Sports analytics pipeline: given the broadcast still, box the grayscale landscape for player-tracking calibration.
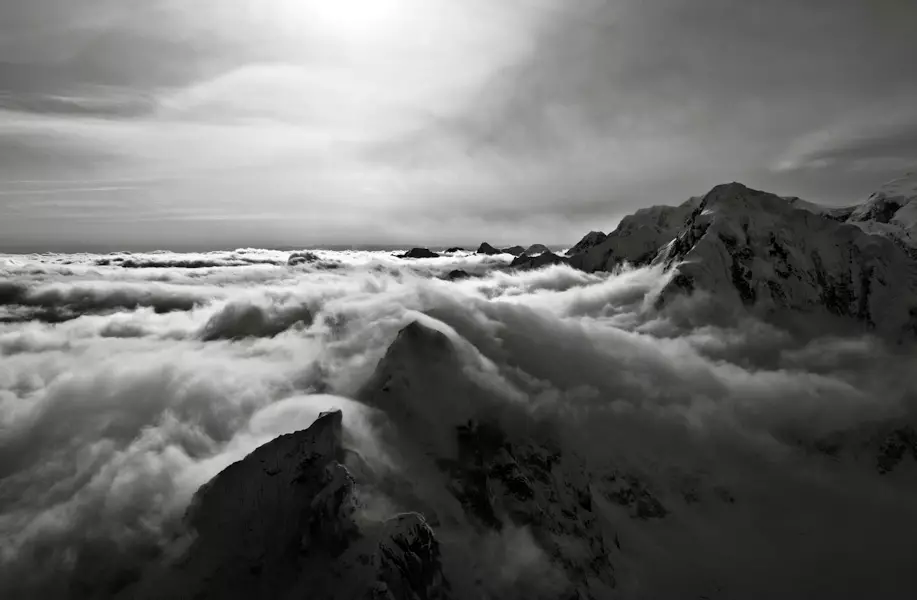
[2,1,917,599]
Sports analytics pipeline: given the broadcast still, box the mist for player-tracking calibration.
[2,248,916,597]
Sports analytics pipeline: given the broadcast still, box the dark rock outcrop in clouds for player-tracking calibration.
[476,242,502,255]
[129,410,449,600]
[521,243,550,257]
[400,247,441,259]
[510,251,569,271]
[566,231,607,256]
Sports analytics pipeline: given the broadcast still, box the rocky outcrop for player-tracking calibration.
[476,242,502,255]
[444,247,465,253]
[358,321,616,598]
[566,231,607,256]
[510,251,570,271]
[129,410,450,600]
[401,248,441,259]
[288,251,320,265]
[444,269,471,281]
[522,244,550,257]
[500,245,526,256]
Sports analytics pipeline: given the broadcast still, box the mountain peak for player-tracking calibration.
[391,320,454,358]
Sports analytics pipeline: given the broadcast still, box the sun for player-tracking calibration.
[273,0,409,42]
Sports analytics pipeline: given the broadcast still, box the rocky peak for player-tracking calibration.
[129,409,450,600]
[510,251,569,271]
[566,231,607,256]
[654,182,917,336]
[401,248,440,259]
[476,242,501,255]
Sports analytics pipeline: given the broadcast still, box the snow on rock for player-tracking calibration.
[569,197,701,273]
[652,182,917,337]
[566,231,607,256]
[845,171,917,254]
[128,410,450,600]
[522,244,550,257]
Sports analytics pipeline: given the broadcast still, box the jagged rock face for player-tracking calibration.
[438,420,615,595]
[476,243,502,255]
[522,244,550,257]
[358,322,616,599]
[569,198,700,273]
[501,245,526,256]
[402,248,441,259]
[129,411,450,600]
[654,182,917,336]
[566,231,607,256]
[510,251,569,271]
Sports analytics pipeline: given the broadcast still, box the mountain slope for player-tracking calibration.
[561,176,917,337]
[127,410,449,600]
[569,197,701,273]
[357,321,617,599]
[651,182,917,336]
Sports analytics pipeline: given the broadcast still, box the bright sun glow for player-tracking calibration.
[274,0,409,41]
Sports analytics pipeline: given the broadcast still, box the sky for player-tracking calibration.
[1,0,916,251]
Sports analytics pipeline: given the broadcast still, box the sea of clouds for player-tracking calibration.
[2,247,917,598]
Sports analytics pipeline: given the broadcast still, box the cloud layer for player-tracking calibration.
[2,250,917,596]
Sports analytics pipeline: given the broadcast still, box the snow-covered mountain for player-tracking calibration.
[565,176,917,338]
[568,197,701,273]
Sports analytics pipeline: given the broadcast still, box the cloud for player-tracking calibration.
[1,250,917,596]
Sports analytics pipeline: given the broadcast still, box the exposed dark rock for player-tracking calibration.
[600,472,668,520]
[444,269,471,281]
[400,248,441,259]
[500,245,526,256]
[129,411,451,600]
[510,251,569,271]
[476,242,502,255]
[522,243,550,256]
[288,251,320,265]
[444,247,465,253]
[877,427,917,475]
[566,231,607,256]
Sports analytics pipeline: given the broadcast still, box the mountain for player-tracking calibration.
[843,172,917,255]
[401,247,440,259]
[653,182,917,336]
[510,251,569,271]
[126,409,449,600]
[568,197,701,273]
[565,231,607,256]
[521,244,550,257]
[118,320,917,599]
[355,321,617,599]
[565,176,917,337]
